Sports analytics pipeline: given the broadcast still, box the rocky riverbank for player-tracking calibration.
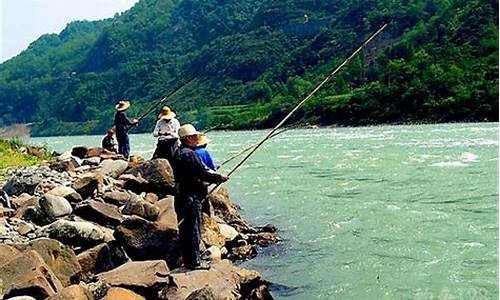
[0,146,278,300]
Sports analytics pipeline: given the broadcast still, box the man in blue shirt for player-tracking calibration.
[194,134,217,171]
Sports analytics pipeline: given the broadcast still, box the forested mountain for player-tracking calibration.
[0,0,497,136]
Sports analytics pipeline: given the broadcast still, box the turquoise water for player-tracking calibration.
[32,123,499,299]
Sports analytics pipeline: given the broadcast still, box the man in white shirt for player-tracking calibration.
[152,106,180,162]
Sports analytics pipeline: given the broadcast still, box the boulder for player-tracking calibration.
[158,260,270,300]
[73,173,104,199]
[201,214,226,248]
[103,191,130,206]
[6,296,37,300]
[144,193,159,204]
[77,241,128,280]
[155,197,177,230]
[207,187,238,221]
[71,147,89,159]
[15,238,82,286]
[122,196,160,221]
[74,200,123,227]
[227,244,257,261]
[16,219,36,235]
[102,287,145,300]
[39,194,72,220]
[0,250,64,299]
[47,186,82,203]
[37,220,107,250]
[3,173,43,196]
[10,193,34,207]
[45,285,93,300]
[0,244,21,264]
[218,223,239,242]
[98,260,168,291]
[203,245,222,261]
[82,157,101,166]
[98,160,128,179]
[15,197,52,226]
[113,216,179,267]
[49,160,75,173]
[257,232,278,247]
[125,159,175,195]
[120,174,149,194]
[86,148,111,158]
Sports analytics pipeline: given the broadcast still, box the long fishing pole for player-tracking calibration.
[127,77,196,132]
[210,23,388,194]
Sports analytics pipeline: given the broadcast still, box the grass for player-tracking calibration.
[0,139,51,181]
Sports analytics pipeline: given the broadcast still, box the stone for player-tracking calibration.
[113,216,179,267]
[73,173,104,199]
[6,296,37,300]
[77,241,128,280]
[218,223,239,241]
[144,193,159,204]
[15,238,82,286]
[203,245,222,261]
[74,200,123,227]
[125,159,175,196]
[122,196,160,221]
[82,157,101,166]
[47,186,82,203]
[98,159,129,179]
[207,187,238,221]
[0,250,64,299]
[0,244,21,264]
[102,287,145,300]
[71,147,89,159]
[39,194,73,220]
[37,220,107,250]
[158,260,268,300]
[155,197,177,230]
[10,193,34,207]
[98,260,169,290]
[16,220,36,235]
[227,244,257,261]
[86,148,111,158]
[201,214,226,248]
[45,285,93,300]
[15,197,52,226]
[257,232,278,247]
[3,173,43,196]
[103,191,130,206]
[49,160,75,173]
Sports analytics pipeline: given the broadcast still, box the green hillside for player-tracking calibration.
[0,0,497,136]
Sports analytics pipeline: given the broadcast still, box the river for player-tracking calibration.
[31,122,499,299]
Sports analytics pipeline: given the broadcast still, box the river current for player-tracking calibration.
[32,123,499,299]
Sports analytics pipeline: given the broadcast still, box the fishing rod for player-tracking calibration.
[209,23,388,194]
[127,77,196,132]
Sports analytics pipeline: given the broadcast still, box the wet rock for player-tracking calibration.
[158,260,268,300]
[37,220,107,250]
[102,287,145,300]
[257,232,278,247]
[201,214,226,248]
[98,260,169,291]
[122,196,160,221]
[257,224,278,233]
[3,172,43,196]
[218,223,239,242]
[77,241,128,280]
[74,200,123,227]
[155,197,177,230]
[15,238,82,286]
[103,191,130,206]
[47,186,82,203]
[0,250,64,299]
[45,285,93,300]
[98,159,128,179]
[39,194,72,220]
[73,173,104,199]
[125,159,175,196]
[227,244,257,261]
[113,216,179,267]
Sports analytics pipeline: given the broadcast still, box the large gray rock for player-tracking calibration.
[125,159,175,196]
[113,216,179,268]
[3,172,43,196]
[99,159,129,179]
[37,220,107,250]
[74,200,123,227]
[39,194,73,220]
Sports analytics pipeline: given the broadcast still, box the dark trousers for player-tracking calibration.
[175,194,202,269]
[152,138,178,161]
[117,135,130,159]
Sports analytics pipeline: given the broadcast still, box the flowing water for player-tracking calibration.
[32,123,499,299]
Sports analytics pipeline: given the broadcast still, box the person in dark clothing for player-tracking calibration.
[173,124,228,270]
[102,128,117,153]
[114,101,138,159]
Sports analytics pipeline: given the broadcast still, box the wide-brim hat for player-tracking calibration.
[178,124,201,138]
[158,106,176,120]
[115,101,130,111]
[197,134,211,146]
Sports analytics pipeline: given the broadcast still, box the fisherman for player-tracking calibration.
[173,124,228,270]
[152,106,180,161]
[101,128,117,153]
[114,100,138,159]
[195,134,217,171]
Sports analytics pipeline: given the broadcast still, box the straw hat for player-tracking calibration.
[178,124,201,138]
[158,106,176,120]
[197,134,211,146]
[115,100,130,111]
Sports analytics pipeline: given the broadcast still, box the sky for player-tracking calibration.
[1,0,140,62]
